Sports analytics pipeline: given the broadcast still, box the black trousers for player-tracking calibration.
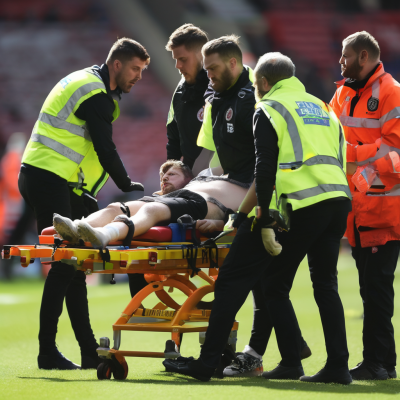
[19,169,99,355]
[200,200,350,370]
[352,228,398,368]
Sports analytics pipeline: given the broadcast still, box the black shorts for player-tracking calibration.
[137,189,208,222]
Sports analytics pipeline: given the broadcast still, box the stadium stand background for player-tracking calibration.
[0,0,399,231]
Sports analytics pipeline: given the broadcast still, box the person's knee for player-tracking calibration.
[105,202,124,217]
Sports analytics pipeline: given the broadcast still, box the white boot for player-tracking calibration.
[53,214,80,244]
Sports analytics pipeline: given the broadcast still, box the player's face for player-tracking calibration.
[204,53,234,93]
[115,57,148,93]
[160,167,187,194]
[172,45,202,85]
[340,45,362,80]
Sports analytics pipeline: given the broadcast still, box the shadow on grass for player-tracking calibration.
[18,374,400,394]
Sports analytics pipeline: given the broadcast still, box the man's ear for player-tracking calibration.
[359,50,369,66]
[229,57,237,70]
[112,59,122,72]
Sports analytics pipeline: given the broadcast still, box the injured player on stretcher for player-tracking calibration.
[53,160,252,247]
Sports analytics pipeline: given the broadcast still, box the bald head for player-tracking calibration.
[254,52,295,101]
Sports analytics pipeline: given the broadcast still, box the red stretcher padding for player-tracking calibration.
[41,226,201,243]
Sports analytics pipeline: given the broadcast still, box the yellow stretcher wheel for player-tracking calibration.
[97,361,112,380]
[111,354,129,380]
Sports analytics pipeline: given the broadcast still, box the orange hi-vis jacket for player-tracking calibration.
[330,63,400,248]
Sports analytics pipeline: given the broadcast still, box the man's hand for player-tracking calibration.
[196,219,224,233]
[346,162,357,175]
[123,182,144,192]
[261,228,282,256]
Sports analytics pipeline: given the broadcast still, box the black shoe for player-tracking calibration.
[386,367,397,379]
[262,364,304,380]
[162,357,214,382]
[163,356,194,372]
[300,366,352,384]
[38,348,81,370]
[81,354,103,369]
[223,352,263,377]
[350,360,388,380]
[301,339,312,360]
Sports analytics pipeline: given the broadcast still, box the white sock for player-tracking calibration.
[99,225,120,243]
[243,345,262,360]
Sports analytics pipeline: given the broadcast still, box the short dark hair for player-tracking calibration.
[255,52,295,87]
[343,31,380,61]
[160,160,194,182]
[106,37,150,64]
[202,35,242,65]
[166,24,208,51]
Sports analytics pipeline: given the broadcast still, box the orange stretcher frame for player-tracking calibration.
[2,228,238,380]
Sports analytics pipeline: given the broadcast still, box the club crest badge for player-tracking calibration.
[197,107,204,121]
[367,97,379,112]
[225,107,233,121]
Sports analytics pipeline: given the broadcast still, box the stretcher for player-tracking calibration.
[2,222,238,380]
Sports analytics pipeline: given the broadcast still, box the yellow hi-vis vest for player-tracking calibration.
[256,76,351,214]
[22,68,120,197]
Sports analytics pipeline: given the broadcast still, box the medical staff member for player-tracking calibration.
[165,23,210,173]
[18,38,149,370]
[127,24,210,302]
[330,31,400,381]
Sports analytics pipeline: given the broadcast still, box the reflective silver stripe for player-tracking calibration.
[303,155,343,168]
[371,79,380,99]
[39,112,92,142]
[38,112,88,138]
[338,124,344,166]
[263,100,303,161]
[380,106,400,126]
[285,184,351,201]
[30,133,84,164]
[356,142,400,166]
[340,115,380,129]
[57,81,105,119]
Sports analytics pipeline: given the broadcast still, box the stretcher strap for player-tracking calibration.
[119,202,131,218]
[99,248,111,271]
[113,214,135,247]
[182,245,201,277]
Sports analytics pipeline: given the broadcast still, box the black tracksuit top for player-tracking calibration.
[166,69,209,169]
[207,67,256,184]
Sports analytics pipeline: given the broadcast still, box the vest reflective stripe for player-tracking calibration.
[371,78,380,98]
[57,81,105,119]
[340,115,381,128]
[30,133,84,164]
[38,112,91,141]
[286,184,351,201]
[356,142,400,166]
[303,155,344,168]
[263,100,303,162]
[380,106,400,125]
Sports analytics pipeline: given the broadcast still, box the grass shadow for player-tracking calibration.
[18,374,400,394]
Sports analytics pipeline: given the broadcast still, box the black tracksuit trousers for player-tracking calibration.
[199,200,350,370]
[18,169,99,356]
[352,227,398,369]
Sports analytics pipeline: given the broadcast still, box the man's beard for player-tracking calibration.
[255,86,267,102]
[211,65,234,93]
[162,183,176,195]
[116,72,139,93]
[342,59,363,80]
[183,61,203,85]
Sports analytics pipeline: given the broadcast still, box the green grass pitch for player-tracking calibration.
[1,248,400,399]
